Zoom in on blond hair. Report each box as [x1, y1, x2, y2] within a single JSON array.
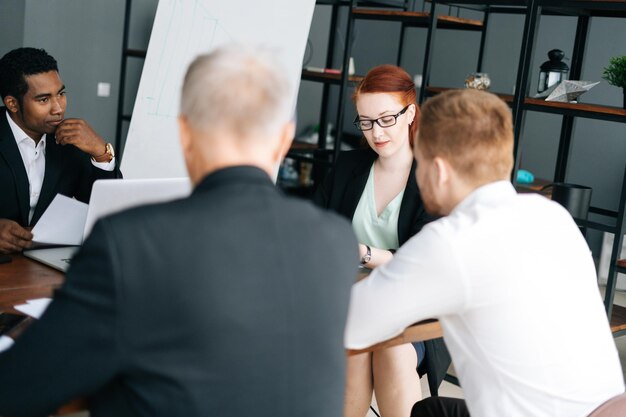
[[418, 89, 513, 184]]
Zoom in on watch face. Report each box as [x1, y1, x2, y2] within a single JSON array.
[[361, 248, 371, 265]]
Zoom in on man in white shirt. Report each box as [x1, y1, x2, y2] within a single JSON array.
[[345, 89, 624, 417], [0, 47, 120, 253]]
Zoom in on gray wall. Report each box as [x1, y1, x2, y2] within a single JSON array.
[[0, 1, 25, 52], [0, 0, 151, 152], [21, 0, 125, 144]]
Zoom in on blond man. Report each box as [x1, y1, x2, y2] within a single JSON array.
[[345, 89, 624, 417]]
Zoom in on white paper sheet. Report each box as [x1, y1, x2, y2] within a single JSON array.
[[32, 194, 88, 245], [0, 335, 14, 353], [14, 298, 52, 319]]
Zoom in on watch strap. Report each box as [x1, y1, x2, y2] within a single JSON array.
[[360, 245, 371, 265]]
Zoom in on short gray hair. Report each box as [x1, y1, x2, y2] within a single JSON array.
[[180, 45, 293, 139]]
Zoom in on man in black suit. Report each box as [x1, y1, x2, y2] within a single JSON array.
[[0, 47, 121, 253], [0, 46, 358, 417]]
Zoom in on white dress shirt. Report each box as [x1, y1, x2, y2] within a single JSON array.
[[6, 111, 115, 222], [345, 181, 624, 417]]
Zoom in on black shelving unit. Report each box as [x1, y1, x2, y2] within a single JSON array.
[[291, 0, 489, 182], [420, 1, 530, 104], [512, 0, 626, 334], [115, 0, 152, 161]]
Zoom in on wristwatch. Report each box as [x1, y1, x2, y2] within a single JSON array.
[[360, 245, 371, 265], [93, 143, 115, 163]]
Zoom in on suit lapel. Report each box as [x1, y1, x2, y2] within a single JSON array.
[[398, 158, 418, 245], [0, 110, 30, 225], [342, 150, 376, 219], [32, 137, 63, 225]]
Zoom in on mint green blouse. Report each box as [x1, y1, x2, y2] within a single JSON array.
[[352, 164, 404, 250]]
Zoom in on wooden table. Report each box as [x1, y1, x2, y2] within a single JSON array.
[[0, 254, 84, 415], [348, 270, 444, 355], [1, 254, 443, 413], [1, 255, 444, 352], [0, 254, 64, 313], [347, 319, 443, 355]]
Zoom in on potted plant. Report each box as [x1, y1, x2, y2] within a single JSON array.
[[602, 56, 626, 109]]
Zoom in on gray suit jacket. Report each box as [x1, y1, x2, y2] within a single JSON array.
[[0, 166, 358, 417]]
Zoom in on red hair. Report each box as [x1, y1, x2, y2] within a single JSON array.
[[352, 64, 420, 145]]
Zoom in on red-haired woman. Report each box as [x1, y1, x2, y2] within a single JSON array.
[[315, 65, 445, 417]]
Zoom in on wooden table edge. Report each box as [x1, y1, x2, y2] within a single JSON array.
[[347, 319, 443, 355]]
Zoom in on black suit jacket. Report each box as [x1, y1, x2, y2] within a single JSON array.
[[0, 108, 121, 226], [314, 148, 451, 395], [313, 148, 433, 246], [0, 166, 358, 417]]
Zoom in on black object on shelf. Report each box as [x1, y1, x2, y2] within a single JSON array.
[[538, 49, 569, 94]]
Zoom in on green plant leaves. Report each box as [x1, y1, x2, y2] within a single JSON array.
[[602, 56, 626, 88]]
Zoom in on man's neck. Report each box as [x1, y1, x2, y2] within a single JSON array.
[[445, 178, 508, 215], [5, 110, 44, 144], [189, 156, 277, 187]]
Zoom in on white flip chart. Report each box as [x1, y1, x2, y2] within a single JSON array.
[[121, 0, 316, 178]]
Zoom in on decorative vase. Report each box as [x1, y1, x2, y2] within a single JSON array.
[[623, 87, 626, 109], [465, 73, 491, 90]]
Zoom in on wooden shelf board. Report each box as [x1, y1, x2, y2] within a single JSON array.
[[524, 98, 626, 120], [426, 87, 626, 121], [439, 0, 626, 16], [290, 141, 318, 151], [436, 0, 525, 6], [316, 0, 407, 6], [351, 8, 483, 30], [544, 1, 626, 18], [514, 178, 552, 196], [611, 304, 626, 334], [301, 69, 364, 85]]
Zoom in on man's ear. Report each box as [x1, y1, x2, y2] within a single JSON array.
[[4, 96, 19, 113], [178, 115, 193, 157], [433, 156, 450, 187], [274, 120, 295, 162]]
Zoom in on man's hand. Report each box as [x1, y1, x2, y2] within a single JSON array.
[[6, 316, 35, 340], [54, 118, 107, 159], [0, 219, 33, 254]]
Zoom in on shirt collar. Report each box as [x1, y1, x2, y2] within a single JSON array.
[[5, 110, 47, 147], [451, 180, 516, 215], [193, 165, 275, 195]]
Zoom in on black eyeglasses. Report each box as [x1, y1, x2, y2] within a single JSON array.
[[353, 105, 410, 131]]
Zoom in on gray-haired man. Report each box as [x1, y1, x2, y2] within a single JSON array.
[[0, 46, 358, 417]]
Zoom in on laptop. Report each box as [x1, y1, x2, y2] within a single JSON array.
[[24, 178, 192, 272]]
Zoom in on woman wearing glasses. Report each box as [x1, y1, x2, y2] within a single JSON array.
[[315, 65, 436, 417]]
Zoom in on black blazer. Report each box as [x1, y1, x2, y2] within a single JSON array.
[[0, 108, 121, 227], [313, 148, 433, 246], [314, 148, 451, 396], [0, 166, 358, 417]]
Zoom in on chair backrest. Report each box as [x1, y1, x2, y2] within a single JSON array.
[[588, 392, 626, 417]]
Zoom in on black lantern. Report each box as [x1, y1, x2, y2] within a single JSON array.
[[538, 49, 569, 93]]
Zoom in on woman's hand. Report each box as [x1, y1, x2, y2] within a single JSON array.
[[358, 243, 395, 269]]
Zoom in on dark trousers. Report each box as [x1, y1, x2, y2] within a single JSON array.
[[411, 397, 470, 417]]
